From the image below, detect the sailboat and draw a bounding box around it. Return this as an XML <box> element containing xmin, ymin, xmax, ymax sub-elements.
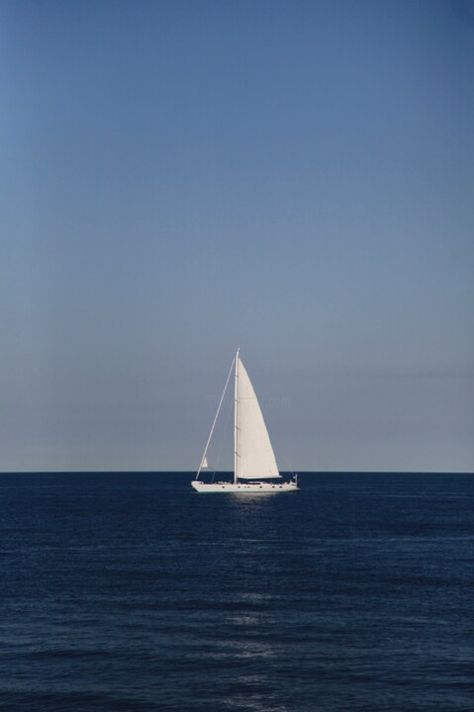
<box><xmin>192</xmin><ymin>349</ymin><xmax>299</xmax><ymax>493</ymax></box>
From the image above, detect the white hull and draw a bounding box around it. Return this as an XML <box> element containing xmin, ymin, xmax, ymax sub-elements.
<box><xmin>191</xmin><ymin>480</ymin><xmax>298</xmax><ymax>494</ymax></box>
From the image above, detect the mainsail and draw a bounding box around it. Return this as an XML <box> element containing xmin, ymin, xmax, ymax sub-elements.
<box><xmin>235</xmin><ymin>356</ymin><xmax>281</xmax><ymax>480</ymax></box>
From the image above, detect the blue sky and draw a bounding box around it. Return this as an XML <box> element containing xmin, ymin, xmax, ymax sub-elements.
<box><xmin>1</xmin><ymin>0</ymin><xmax>473</xmax><ymax>471</ymax></box>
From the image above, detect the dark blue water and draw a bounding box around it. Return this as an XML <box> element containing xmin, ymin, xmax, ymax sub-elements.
<box><xmin>1</xmin><ymin>473</ymin><xmax>473</xmax><ymax>711</ymax></box>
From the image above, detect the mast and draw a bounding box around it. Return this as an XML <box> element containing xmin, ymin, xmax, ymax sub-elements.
<box><xmin>233</xmin><ymin>347</ymin><xmax>240</xmax><ymax>484</ymax></box>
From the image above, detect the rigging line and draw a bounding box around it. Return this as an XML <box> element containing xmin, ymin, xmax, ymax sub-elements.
<box><xmin>195</xmin><ymin>353</ymin><xmax>236</xmax><ymax>481</ymax></box>
<box><xmin>212</xmin><ymin>382</ymin><xmax>233</xmax><ymax>476</ymax></box>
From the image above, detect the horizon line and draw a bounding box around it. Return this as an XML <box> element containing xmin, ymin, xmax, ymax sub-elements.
<box><xmin>1</xmin><ymin>469</ymin><xmax>473</xmax><ymax>475</ymax></box>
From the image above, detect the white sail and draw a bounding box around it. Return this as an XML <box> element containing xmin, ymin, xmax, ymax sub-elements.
<box><xmin>235</xmin><ymin>356</ymin><xmax>281</xmax><ymax>480</ymax></box>
<box><xmin>201</xmin><ymin>456</ymin><xmax>209</xmax><ymax>469</ymax></box>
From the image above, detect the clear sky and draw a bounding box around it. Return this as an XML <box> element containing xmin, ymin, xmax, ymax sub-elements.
<box><xmin>1</xmin><ymin>0</ymin><xmax>473</xmax><ymax>472</ymax></box>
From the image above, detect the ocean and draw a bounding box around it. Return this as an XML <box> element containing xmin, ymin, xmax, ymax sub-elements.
<box><xmin>1</xmin><ymin>472</ymin><xmax>473</xmax><ymax>711</ymax></box>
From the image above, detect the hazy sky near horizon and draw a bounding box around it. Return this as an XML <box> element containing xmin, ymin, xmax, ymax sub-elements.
<box><xmin>1</xmin><ymin>0</ymin><xmax>473</xmax><ymax>472</ymax></box>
